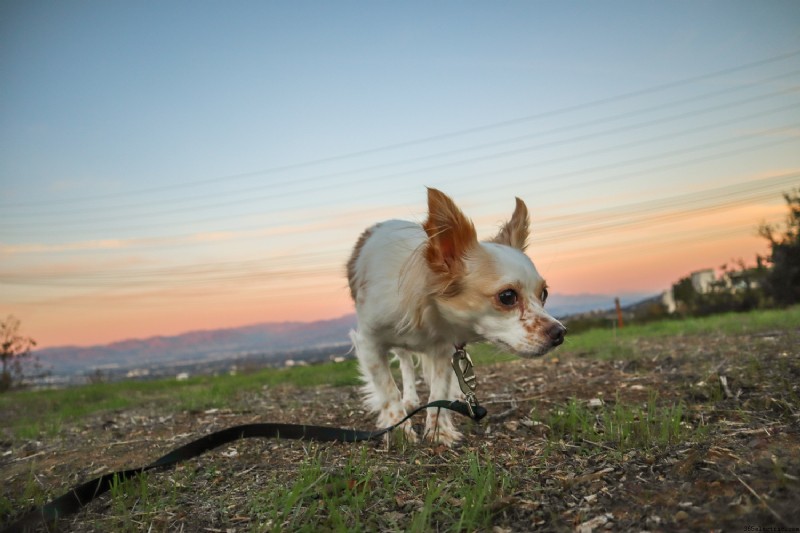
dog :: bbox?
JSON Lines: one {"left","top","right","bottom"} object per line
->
{"left": 346, "top": 188, "right": 566, "bottom": 445}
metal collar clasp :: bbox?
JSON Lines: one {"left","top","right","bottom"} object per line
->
{"left": 451, "top": 343, "right": 480, "bottom": 418}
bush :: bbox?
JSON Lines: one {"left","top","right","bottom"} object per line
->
{"left": 760, "top": 189, "right": 800, "bottom": 306}
{"left": 0, "top": 316, "right": 37, "bottom": 392}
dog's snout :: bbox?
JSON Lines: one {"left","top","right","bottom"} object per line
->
{"left": 547, "top": 323, "right": 567, "bottom": 347}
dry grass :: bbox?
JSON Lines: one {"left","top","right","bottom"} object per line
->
{"left": 1, "top": 308, "right": 799, "bottom": 531}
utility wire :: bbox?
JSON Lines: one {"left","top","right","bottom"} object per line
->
{"left": 5, "top": 100, "right": 797, "bottom": 232}
{"left": 2, "top": 49, "right": 798, "bottom": 208}
{"left": 3, "top": 173, "right": 792, "bottom": 287}
{"left": 5, "top": 68, "right": 799, "bottom": 216}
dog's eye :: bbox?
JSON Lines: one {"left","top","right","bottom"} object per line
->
{"left": 498, "top": 289, "right": 518, "bottom": 307}
{"left": 541, "top": 288, "right": 548, "bottom": 305}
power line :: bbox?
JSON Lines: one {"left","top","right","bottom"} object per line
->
{"left": 2, "top": 49, "right": 798, "bottom": 208}
{"left": 2, "top": 173, "right": 792, "bottom": 288}
{"left": 5, "top": 100, "right": 797, "bottom": 233}
{"left": 3, "top": 134, "right": 794, "bottom": 250}
{"left": 5, "top": 68, "right": 799, "bottom": 217}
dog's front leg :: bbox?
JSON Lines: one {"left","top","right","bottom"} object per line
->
{"left": 351, "top": 331, "right": 418, "bottom": 442}
{"left": 394, "top": 349, "right": 421, "bottom": 412}
{"left": 422, "top": 349, "right": 462, "bottom": 446}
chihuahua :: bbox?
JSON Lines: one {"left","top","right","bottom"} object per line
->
{"left": 347, "top": 188, "right": 566, "bottom": 445}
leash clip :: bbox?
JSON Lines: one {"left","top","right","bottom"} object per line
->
{"left": 451, "top": 344, "right": 480, "bottom": 418}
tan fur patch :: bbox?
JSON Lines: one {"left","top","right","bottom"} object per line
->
{"left": 523, "top": 316, "right": 546, "bottom": 335}
{"left": 422, "top": 188, "right": 478, "bottom": 294}
{"left": 438, "top": 247, "right": 501, "bottom": 312}
{"left": 489, "top": 197, "right": 529, "bottom": 251}
{"left": 346, "top": 225, "right": 377, "bottom": 301}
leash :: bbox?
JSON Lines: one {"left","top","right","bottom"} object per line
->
{"left": 2, "top": 346, "right": 487, "bottom": 533}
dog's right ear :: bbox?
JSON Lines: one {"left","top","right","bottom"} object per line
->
{"left": 423, "top": 188, "right": 478, "bottom": 275}
{"left": 489, "top": 197, "right": 529, "bottom": 251}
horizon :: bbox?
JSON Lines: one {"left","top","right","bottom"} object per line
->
{"left": 2, "top": 2, "right": 798, "bottom": 348}
{"left": 31, "top": 290, "right": 660, "bottom": 351}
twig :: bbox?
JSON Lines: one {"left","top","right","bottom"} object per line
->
{"left": 485, "top": 395, "right": 545, "bottom": 405}
{"left": 581, "top": 438, "right": 617, "bottom": 453}
{"left": 719, "top": 375, "right": 734, "bottom": 399}
{"left": 109, "top": 439, "right": 151, "bottom": 447}
{"left": 11, "top": 450, "right": 46, "bottom": 463}
{"left": 730, "top": 469, "right": 788, "bottom": 526}
{"left": 489, "top": 406, "right": 518, "bottom": 421}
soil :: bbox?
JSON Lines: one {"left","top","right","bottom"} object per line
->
{"left": 2, "top": 327, "right": 799, "bottom": 532}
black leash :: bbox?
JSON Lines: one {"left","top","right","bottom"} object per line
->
{"left": 2, "top": 399, "right": 486, "bottom": 533}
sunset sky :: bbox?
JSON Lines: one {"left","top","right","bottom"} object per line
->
{"left": 1, "top": 1, "right": 799, "bottom": 348}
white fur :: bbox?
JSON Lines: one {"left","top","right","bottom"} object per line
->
{"left": 347, "top": 190, "right": 565, "bottom": 445}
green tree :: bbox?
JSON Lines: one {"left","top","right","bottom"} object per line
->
{"left": 759, "top": 189, "right": 800, "bottom": 306}
{"left": 671, "top": 276, "right": 696, "bottom": 314}
{"left": 0, "top": 315, "right": 37, "bottom": 392}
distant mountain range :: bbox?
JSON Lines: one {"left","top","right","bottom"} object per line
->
{"left": 35, "top": 315, "right": 357, "bottom": 376}
{"left": 34, "top": 292, "right": 654, "bottom": 378}
{"left": 546, "top": 292, "right": 655, "bottom": 317}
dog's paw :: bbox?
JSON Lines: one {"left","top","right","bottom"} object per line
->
{"left": 381, "top": 420, "right": 418, "bottom": 447}
{"left": 399, "top": 420, "right": 419, "bottom": 443}
{"left": 423, "top": 424, "right": 462, "bottom": 447}
{"left": 376, "top": 405, "right": 407, "bottom": 428}
{"left": 376, "top": 404, "right": 419, "bottom": 446}
{"left": 423, "top": 413, "right": 462, "bottom": 447}
{"left": 403, "top": 395, "right": 421, "bottom": 413}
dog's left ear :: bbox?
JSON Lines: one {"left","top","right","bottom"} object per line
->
{"left": 423, "top": 188, "right": 478, "bottom": 274}
{"left": 489, "top": 197, "right": 529, "bottom": 251}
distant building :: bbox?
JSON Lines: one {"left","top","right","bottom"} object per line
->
{"left": 661, "top": 289, "right": 676, "bottom": 313}
{"left": 720, "top": 270, "right": 761, "bottom": 292}
{"left": 691, "top": 269, "right": 715, "bottom": 294}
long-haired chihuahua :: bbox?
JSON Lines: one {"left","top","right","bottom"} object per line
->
{"left": 347, "top": 188, "right": 566, "bottom": 445}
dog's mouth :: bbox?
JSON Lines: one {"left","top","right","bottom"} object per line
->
{"left": 491, "top": 338, "right": 553, "bottom": 359}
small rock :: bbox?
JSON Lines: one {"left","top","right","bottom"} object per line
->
{"left": 576, "top": 513, "right": 612, "bottom": 533}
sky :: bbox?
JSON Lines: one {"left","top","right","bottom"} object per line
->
{"left": 1, "top": 1, "right": 799, "bottom": 348}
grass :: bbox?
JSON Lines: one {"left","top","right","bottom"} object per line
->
{"left": 243, "top": 446, "right": 511, "bottom": 532}
{"left": 2, "top": 305, "right": 796, "bottom": 439}
{"left": 3, "top": 305, "right": 798, "bottom": 531}
{"left": 0, "top": 359, "right": 362, "bottom": 439}
{"left": 560, "top": 305, "right": 800, "bottom": 359}
{"left": 537, "top": 394, "right": 692, "bottom": 452}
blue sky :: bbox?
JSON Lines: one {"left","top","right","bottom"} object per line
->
{"left": 1, "top": 1, "right": 799, "bottom": 346}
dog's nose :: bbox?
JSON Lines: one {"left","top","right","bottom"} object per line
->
{"left": 547, "top": 323, "right": 567, "bottom": 347}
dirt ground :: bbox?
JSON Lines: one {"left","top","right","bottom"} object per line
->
{"left": 2, "top": 326, "right": 799, "bottom": 532}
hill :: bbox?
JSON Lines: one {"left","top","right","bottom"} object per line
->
{"left": 34, "top": 315, "right": 357, "bottom": 379}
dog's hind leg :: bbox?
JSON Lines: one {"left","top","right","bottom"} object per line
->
{"left": 393, "top": 348, "right": 420, "bottom": 412}
{"left": 350, "top": 331, "right": 417, "bottom": 442}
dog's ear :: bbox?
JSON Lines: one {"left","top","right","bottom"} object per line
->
{"left": 489, "top": 197, "right": 529, "bottom": 251}
{"left": 423, "top": 188, "right": 478, "bottom": 274}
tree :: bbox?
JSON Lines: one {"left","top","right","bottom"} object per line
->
{"left": 759, "top": 189, "right": 800, "bottom": 306}
{"left": 0, "top": 315, "right": 37, "bottom": 392}
{"left": 671, "top": 276, "right": 697, "bottom": 314}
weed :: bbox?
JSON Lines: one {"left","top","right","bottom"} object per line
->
{"left": 455, "top": 450, "right": 512, "bottom": 530}
{"left": 408, "top": 480, "right": 445, "bottom": 533}
{"left": 540, "top": 394, "right": 693, "bottom": 451}
{"left": 0, "top": 467, "right": 48, "bottom": 524}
